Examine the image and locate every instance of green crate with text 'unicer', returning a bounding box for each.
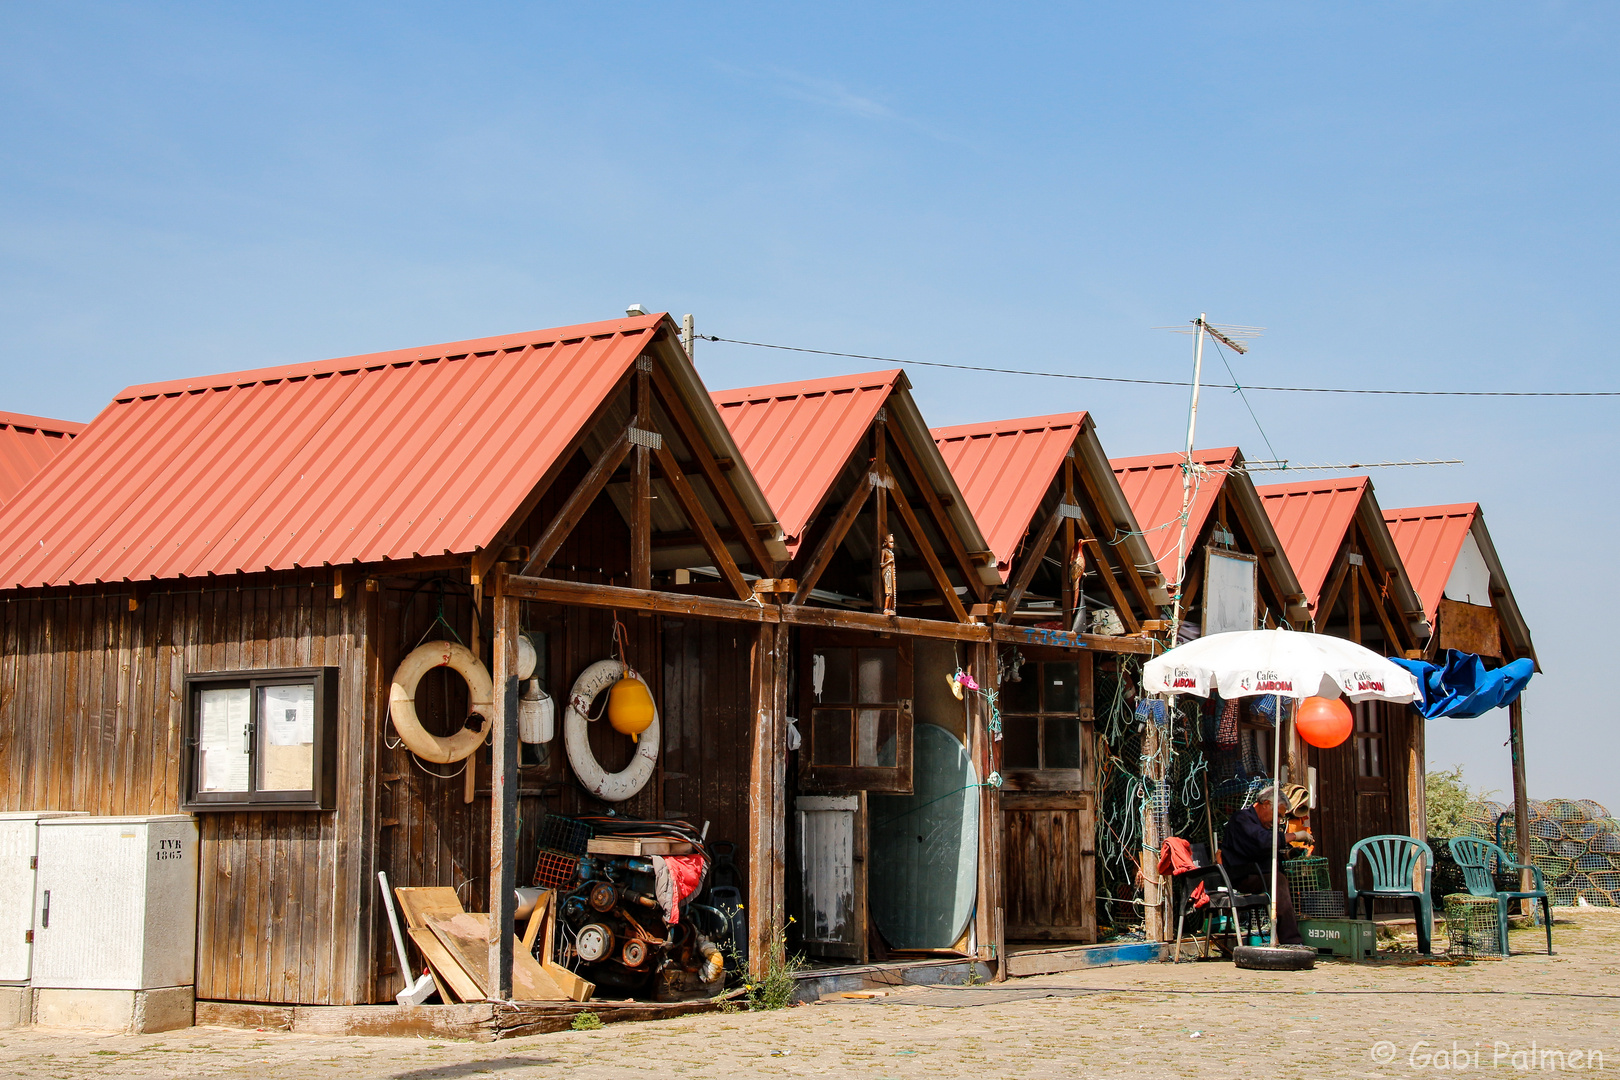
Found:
[1297,918,1376,959]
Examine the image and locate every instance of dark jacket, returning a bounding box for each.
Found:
[1221,805,1281,874]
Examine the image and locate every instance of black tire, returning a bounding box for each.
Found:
[1233,944,1316,971]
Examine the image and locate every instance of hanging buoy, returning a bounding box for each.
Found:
[517,634,538,681]
[607,671,657,742]
[388,641,495,763]
[1296,695,1353,748]
[565,660,660,802]
[518,679,555,744]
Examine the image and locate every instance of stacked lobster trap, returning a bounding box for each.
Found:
[1457,799,1620,906]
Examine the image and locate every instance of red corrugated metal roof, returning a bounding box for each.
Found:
[0,411,84,506]
[1109,447,1241,576]
[0,315,664,588]
[711,370,901,544]
[931,413,1087,573]
[1255,477,1370,609]
[1383,503,1478,621]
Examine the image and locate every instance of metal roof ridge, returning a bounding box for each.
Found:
[109,314,666,401]
[0,411,87,435]
[709,368,905,404]
[930,411,1090,440]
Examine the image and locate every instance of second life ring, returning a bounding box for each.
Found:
[389,641,495,763]
[565,659,660,803]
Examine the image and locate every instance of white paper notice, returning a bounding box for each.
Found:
[262,683,315,747]
[199,687,252,792]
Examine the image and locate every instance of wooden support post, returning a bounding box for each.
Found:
[968,640,1006,980]
[747,619,790,977]
[487,578,520,1001]
[1349,560,1363,644]
[1062,458,1077,630]
[1509,697,1533,901]
[1140,713,1165,942]
[632,360,653,592]
[871,417,887,609]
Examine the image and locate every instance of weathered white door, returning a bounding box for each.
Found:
[795,794,866,962]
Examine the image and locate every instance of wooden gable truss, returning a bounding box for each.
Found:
[784,408,991,622]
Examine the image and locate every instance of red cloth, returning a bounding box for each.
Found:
[655,854,707,924]
[1158,837,1209,908]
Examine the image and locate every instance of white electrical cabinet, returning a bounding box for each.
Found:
[31,816,198,991]
[0,812,86,984]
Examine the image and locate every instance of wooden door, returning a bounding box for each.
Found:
[997,654,1097,942]
[1002,793,1097,941]
[795,794,867,962]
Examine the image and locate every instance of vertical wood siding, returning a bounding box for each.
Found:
[0,578,376,1005]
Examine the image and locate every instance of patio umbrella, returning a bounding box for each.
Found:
[1142,628,1420,704]
[1142,629,1418,951]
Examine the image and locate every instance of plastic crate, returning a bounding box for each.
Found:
[532,849,582,890]
[537,812,593,857]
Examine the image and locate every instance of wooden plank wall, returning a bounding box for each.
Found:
[0,576,378,1005]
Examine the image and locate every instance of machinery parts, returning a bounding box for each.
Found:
[565,660,660,801]
[575,922,615,963]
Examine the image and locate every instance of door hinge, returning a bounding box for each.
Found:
[24,930,32,944]
[29,856,37,870]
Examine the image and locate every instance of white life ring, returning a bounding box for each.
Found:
[389,641,495,763]
[565,660,660,803]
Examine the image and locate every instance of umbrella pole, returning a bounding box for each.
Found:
[1268,698,1287,946]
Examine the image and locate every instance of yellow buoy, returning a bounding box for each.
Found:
[607,670,656,742]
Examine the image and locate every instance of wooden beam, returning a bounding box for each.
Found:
[1074,507,1142,635]
[631,363,653,592]
[1356,560,1406,653]
[1349,559,1362,644]
[884,467,969,622]
[1508,697,1533,901]
[748,619,790,976]
[647,362,779,577]
[998,504,1067,623]
[501,571,1160,652]
[519,429,633,578]
[651,441,751,600]
[882,426,988,602]
[789,472,875,605]
[1069,452,1158,619]
[990,622,1159,655]
[1316,553,1354,631]
[1062,458,1076,629]
[488,578,521,1001]
[504,574,774,624]
[472,369,632,583]
[872,418,888,613]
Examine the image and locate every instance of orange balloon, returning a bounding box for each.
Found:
[1296,695,1353,749]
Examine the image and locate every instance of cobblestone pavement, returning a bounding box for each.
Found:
[3,913,1615,1079]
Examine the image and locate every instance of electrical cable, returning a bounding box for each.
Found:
[701,335,1620,397]
[1209,337,1283,466]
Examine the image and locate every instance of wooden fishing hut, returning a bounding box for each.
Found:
[931,413,1167,951]
[1257,477,1433,894]
[1383,502,1538,871]
[1111,448,1307,634]
[708,373,1165,976]
[0,411,82,506]
[0,313,805,1012]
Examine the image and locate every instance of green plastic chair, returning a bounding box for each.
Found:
[1346,835,1434,954]
[1447,836,1553,956]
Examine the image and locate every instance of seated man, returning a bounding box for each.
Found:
[1219,784,1308,945]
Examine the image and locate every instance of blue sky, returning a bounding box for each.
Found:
[3,3,1614,808]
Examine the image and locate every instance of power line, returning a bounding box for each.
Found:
[700,335,1620,398]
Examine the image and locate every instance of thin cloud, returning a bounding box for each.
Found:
[716,63,972,147]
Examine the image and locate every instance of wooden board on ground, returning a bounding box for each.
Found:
[425,912,568,1002]
[395,887,469,930]
[407,926,482,1003]
[587,836,694,856]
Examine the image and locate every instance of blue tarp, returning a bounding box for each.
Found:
[1389,650,1535,719]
